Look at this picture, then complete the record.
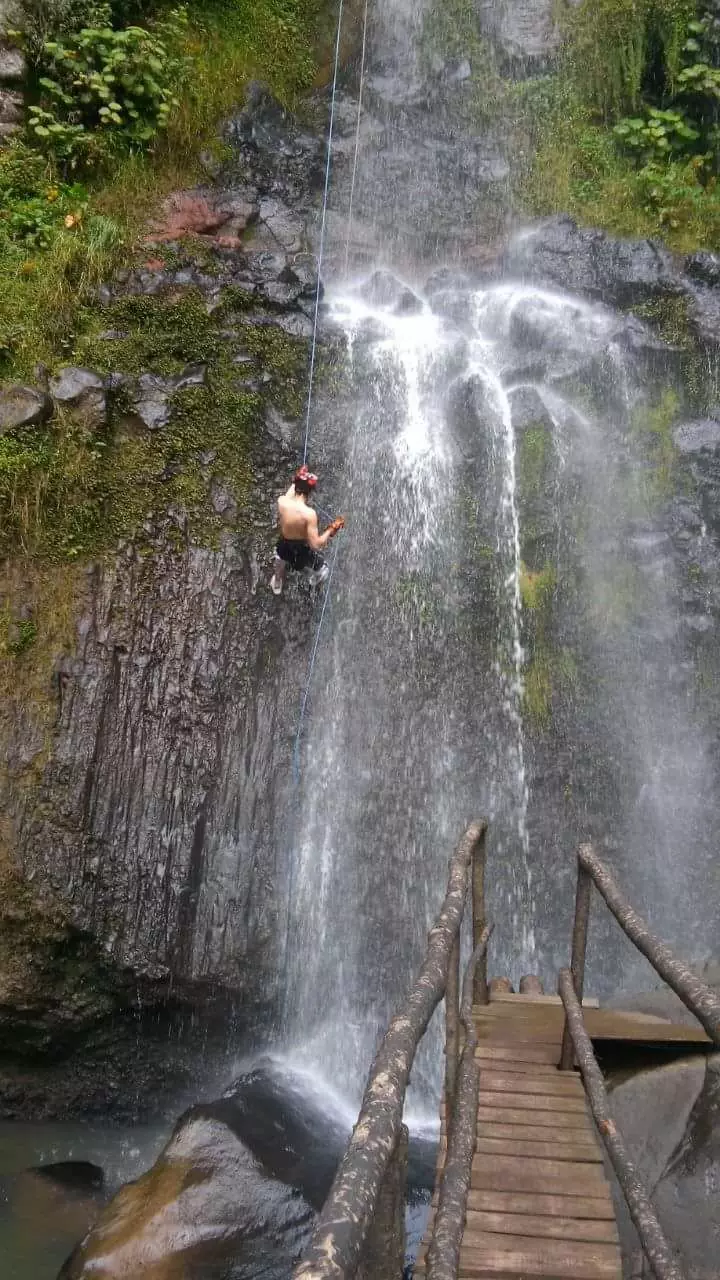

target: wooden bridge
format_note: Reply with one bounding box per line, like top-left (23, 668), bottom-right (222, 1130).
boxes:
top-left (294, 823), bottom-right (719, 1280)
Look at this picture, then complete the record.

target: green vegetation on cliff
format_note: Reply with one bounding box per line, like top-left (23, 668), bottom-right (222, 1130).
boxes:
top-left (521, 0), bottom-right (720, 248)
top-left (0, 1), bottom-right (331, 375)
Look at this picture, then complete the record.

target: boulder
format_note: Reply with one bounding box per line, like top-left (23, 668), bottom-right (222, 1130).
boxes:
top-left (608, 1055), bottom-right (718, 1277)
top-left (0, 45), bottom-right (25, 84)
top-left (58, 1106), bottom-right (315, 1280)
top-left (505, 216), bottom-right (681, 306)
top-left (0, 384), bottom-right (53, 431)
top-left (0, 85), bottom-right (22, 126)
top-left (131, 373), bottom-right (172, 431)
top-left (652, 1057), bottom-right (720, 1280)
top-left (49, 368), bottom-right (108, 433)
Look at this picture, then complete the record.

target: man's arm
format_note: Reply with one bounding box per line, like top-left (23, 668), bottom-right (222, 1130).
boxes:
top-left (306, 509), bottom-right (332, 551)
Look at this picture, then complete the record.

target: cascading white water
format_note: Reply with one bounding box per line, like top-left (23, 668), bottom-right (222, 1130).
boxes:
top-left (278, 0), bottom-right (719, 1110)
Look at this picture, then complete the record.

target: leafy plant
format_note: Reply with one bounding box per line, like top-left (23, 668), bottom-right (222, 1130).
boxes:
top-left (28, 9), bottom-right (190, 171)
top-left (614, 107), bottom-right (700, 160)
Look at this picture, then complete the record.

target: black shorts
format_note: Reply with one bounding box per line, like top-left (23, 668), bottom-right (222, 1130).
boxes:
top-left (276, 538), bottom-right (325, 574)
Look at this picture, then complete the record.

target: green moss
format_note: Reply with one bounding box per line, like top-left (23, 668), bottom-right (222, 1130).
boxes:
top-left (0, 283), bottom-right (313, 560)
top-left (587, 562), bottom-right (649, 627)
top-left (518, 425), bottom-right (552, 504)
top-left (421, 0), bottom-right (506, 123)
top-left (78, 289), bottom-right (226, 376)
top-left (524, 651), bottom-right (553, 730)
top-left (520, 561), bottom-right (557, 611)
top-left (0, 845), bottom-right (124, 1056)
top-left (631, 386), bottom-right (681, 500)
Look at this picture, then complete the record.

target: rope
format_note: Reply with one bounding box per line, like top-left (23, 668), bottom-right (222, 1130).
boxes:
top-left (292, 544), bottom-right (339, 785)
top-left (303, 0), bottom-right (345, 465)
top-left (343, 0), bottom-right (370, 278)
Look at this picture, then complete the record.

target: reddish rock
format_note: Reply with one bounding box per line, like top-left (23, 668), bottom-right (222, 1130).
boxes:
top-left (146, 189), bottom-right (256, 246)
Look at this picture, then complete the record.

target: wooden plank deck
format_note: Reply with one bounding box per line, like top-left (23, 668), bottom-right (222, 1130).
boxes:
top-left (416, 994), bottom-right (624, 1280)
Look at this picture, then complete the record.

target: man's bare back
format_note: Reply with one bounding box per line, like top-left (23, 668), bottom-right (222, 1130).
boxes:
top-left (277, 485), bottom-right (325, 549)
top-left (270, 467), bottom-right (345, 596)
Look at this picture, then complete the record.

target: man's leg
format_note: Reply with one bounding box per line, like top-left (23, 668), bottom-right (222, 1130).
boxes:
top-left (303, 550), bottom-right (329, 588)
top-left (270, 554), bottom-right (287, 595)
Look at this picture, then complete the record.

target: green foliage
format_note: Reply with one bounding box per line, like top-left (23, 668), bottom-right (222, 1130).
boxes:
top-left (6, 619), bottom-right (38, 656)
top-left (613, 107), bottom-right (700, 160)
top-left (19, 1), bottom-right (114, 62)
top-left (565, 0), bottom-right (697, 121)
top-left (520, 1), bottom-right (720, 247)
top-left (28, 9), bottom-right (190, 172)
top-left (0, 286), bottom-right (312, 560)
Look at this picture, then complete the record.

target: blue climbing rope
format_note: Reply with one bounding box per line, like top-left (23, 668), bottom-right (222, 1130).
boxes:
top-left (302, 0), bottom-right (345, 466)
top-left (291, 543), bottom-right (338, 785)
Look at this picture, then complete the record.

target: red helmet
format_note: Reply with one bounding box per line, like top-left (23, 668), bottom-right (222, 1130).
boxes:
top-left (294, 465), bottom-right (318, 489)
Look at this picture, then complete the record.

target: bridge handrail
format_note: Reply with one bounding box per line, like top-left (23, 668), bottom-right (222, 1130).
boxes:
top-left (294, 819), bottom-right (488, 1280)
top-left (559, 970), bottom-right (685, 1280)
top-left (560, 842), bottom-right (720, 1071)
top-left (427, 927), bottom-right (492, 1280)
top-left (559, 840), bottom-right (720, 1280)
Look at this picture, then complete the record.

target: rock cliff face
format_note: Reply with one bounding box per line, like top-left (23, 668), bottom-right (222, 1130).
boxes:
top-left (0, 88), bottom-right (332, 1066)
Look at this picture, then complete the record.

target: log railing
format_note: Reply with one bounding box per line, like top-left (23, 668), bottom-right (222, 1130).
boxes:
top-left (559, 841), bottom-right (720, 1280)
top-left (294, 820), bottom-right (489, 1280)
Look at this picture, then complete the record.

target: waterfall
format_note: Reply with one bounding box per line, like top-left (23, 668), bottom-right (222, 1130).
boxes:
top-left (278, 0), bottom-right (719, 1105)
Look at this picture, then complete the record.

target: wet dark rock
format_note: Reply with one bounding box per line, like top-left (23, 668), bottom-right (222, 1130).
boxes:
top-left (688, 283), bottom-right (720, 348)
top-left (476, 0), bottom-right (564, 75)
top-left (0, 85), bottom-right (22, 127)
top-left (673, 418), bottom-right (720, 455)
top-left (269, 311), bottom-right (314, 338)
top-left (264, 405), bottom-right (297, 449)
top-left (609, 1055), bottom-right (720, 1280)
top-left (685, 252), bottom-right (720, 288)
top-left (0, 46), bottom-right (25, 83)
top-left (506, 216), bottom-right (720, 349)
top-left (210, 478), bottom-right (238, 522)
top-left (58, 1107), bottom-right (315, 1280)
top-left (223, 82), bottom-right (325, 210)
top-left (359, 269), bottom-right (413, 310)
top-left (505, 216), bottom-right (680, 306)
top-left (508, 384), bottom-right (555, 432)
top-left (58, 1059), bottom-right (435, 1280)
top-left (395, 287), bottom-right (424, 316)
top-left (170, 362), bottom-right (208, 391)
top-left (49, 368), bottom-right (108, 433)
top-left (32, 1161), bottom-right (104, 1195)
top-left (0, 384), bottom-right (53, 431)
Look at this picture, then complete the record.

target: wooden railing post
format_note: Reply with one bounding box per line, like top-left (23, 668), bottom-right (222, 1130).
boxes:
top-left (472, 823), bottom-right (488, 1005)
top-left (357, 1125), bottom-right (408, 1280)
top-left (560, 853), bottom-right (592, 1070)
top-left (445, 933), bottom-right (461, 1108)
top-left (559, 970), bottom-right (686, 1280)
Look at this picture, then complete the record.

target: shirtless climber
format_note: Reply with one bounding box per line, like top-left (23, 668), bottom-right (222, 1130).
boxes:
top-left (270, 465), bottom-right (345, 595)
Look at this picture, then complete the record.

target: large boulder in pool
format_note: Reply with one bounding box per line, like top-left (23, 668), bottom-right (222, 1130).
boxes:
top-left (58, 1099), bottom-right (316, 1280)
top-left (58, 1057), bottom-right (437, 1279)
